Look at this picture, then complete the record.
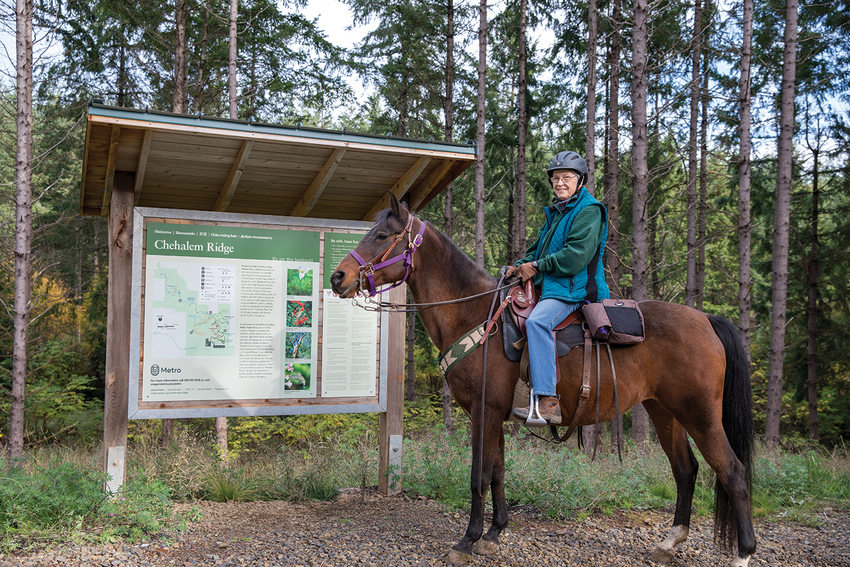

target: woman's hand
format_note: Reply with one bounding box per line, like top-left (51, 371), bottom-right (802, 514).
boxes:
top-left (517, 262), bottom-right (537, 282)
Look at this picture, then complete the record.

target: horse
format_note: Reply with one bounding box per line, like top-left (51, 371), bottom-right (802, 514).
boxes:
top-left (330, 194), bottom-right (755, 567)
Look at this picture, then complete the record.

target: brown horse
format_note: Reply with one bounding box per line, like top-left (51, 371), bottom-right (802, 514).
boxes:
top-left (330, 195), bottom-right (755, 567)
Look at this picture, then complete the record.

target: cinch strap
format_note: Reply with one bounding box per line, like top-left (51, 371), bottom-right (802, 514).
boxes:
top-left (439, 324), bottom-right (487, 375)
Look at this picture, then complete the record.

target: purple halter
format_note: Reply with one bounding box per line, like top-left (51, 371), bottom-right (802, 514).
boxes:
top-left (348, 217), bottom-right (427, 297)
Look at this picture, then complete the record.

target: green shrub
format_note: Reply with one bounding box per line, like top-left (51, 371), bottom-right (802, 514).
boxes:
top-left (0, 461), bottom-right (187, 552)
top-left (0, 461), bottom-right (104, 533)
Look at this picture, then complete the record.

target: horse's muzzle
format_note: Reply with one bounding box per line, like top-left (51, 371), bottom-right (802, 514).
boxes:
top-left (330, 269), bottom-right (358, 297)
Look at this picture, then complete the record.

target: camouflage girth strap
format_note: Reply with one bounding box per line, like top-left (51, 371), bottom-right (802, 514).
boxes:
top-left (438, 324), bottom-right (487, 375)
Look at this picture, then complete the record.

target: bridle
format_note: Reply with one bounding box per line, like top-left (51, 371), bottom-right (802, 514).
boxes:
top-left (348, 214), bottom-right (427, 297)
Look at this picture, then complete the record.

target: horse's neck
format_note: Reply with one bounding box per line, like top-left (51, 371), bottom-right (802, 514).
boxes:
top-left (407, 225), bottom-right (496, 352)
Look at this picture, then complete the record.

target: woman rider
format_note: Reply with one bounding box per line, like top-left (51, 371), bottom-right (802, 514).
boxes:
top-left (507, 150), bottom-right (609, 425)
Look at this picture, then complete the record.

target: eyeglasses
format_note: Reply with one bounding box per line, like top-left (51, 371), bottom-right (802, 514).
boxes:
top-left (551, 174), bottom-right (578, 185)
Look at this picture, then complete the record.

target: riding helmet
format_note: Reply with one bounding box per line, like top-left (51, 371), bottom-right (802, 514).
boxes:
top-left (547, 150), bottom-right (588, 178)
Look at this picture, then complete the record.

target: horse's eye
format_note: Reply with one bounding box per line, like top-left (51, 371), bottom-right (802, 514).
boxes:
top-left (375, 233), bottom-right (388, 241)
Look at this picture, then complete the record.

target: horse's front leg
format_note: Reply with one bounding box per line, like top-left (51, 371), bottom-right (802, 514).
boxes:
top-left (472, 424), bottom-right (508, 556)
top-left (447, 406), bottom-right (505, 564)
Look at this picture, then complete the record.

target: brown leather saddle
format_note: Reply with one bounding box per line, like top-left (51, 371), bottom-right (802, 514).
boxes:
top-left (508, 279), bottom-right (580, 336)
top-left (500, 279), bottom-right (585, 363)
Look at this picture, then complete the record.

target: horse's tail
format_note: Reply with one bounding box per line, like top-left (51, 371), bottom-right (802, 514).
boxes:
top-left (707, 314), bottom-right (754, 548)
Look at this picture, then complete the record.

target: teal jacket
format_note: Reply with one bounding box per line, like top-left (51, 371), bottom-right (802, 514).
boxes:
top-left (517, 187), bottom-right (610, 302)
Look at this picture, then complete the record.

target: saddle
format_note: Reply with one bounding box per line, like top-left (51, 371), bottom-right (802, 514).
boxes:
top-left (500, 279), bottom-right (585, 363)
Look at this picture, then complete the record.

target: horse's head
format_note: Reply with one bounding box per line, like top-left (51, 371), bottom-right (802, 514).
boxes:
top-left (330, 193), bottom-right (422, 298)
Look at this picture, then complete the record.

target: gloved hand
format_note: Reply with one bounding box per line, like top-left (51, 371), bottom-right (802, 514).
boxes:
top-left (517, 262), bottom-right (537, 282)
top-left (504, 265), bottom-right (518, 278)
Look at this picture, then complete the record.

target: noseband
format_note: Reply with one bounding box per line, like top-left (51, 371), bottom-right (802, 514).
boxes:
top-left (348, 216), bottom-right (427, 297)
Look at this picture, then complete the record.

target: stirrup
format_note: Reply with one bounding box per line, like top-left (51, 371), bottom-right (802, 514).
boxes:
top-left (525, 388), bottom-right (548, 426)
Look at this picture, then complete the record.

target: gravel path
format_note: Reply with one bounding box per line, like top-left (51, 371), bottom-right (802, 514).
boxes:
top-left (2, 490), bottom-right (847, 566)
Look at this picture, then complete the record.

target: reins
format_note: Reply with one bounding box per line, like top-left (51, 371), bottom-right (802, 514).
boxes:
top-left (353, 283), bottom-right (516, 313)
top-left (475, 270), bottom-right (508, 498)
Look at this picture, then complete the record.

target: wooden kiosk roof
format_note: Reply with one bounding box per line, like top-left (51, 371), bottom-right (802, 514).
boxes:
top-left (81, 102), bottom-right (475, 220)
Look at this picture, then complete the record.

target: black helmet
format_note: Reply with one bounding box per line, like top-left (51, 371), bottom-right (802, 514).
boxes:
top-left (547, 150), bottom-right (588, 178)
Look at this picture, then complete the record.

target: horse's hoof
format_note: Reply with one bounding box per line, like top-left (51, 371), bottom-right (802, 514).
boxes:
top-left (731, 556), bottom-right (751, 567)
top-left (446, 549), bottom-right (473, 565)
top-left (472, 538), bottom-right (499, 556)
top-left (651, 546), bottom-right (674, 563)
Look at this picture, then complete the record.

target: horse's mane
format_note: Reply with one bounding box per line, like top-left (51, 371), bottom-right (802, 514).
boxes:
top-left (421, 217), bottom-right (497, 295)
top-left (373, 207), bottom-right (497, 297)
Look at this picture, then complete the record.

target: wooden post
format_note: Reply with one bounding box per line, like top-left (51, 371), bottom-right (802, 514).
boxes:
top-left (102, 171), bottom-right (135, 492)
top-left (379, 284), bottom-right (406, 495)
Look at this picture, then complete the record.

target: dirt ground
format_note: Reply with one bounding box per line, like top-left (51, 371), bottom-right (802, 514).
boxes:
top-left (2, 490), bottom-right (848, 566)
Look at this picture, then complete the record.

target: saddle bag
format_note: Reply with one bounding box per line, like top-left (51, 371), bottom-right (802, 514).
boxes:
top-left (582, 298), bottom-right (645, 345)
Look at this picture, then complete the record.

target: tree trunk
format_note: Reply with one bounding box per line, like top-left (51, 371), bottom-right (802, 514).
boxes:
top-left (765, 0), bottom-right (798, 447)
top-left (118, 32), bottom-right (127, 106)
top-left (585, 0), bottom-right (598, 194)
top-left (737, 0), bottom-right (754, 367)
top-left (163, 0), bottom-right (191, 446)
top-left (604, 0), bottom-right (622, 295)
top-left (697, 19), bottom-right (710, 311)
top-left (213, 0), bottom-right (239, 463)
top-left (629, 0), bottom-right (650, 443)
top-left (806, 146), bottom-right (819, 440)
top-left (193, 0), bottom-right (211, 113)
top-left (650, 90), bottom-right (660, 299)
top-left (516, 0), bottom-right (528, 253)
top-left (173, 0), bottom-right (189, 113)
top-left (442, 0), bottom-right (456, 433)
top-left (8, 0), bottom-right (34, 465)
top-left (474, 0), bottom-right (487, 267)
top-left (508, 147), bottom-right (517, 259)
top-left (685, 0), bottom-right (702, 308)
top-left (406, 295), bottom-right (416, 401)
top-left (228, 0), bottom-right (238, 118)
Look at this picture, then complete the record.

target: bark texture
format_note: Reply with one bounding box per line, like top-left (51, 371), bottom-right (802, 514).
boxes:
top-left (603, 0), bottom-right (622, 295)
top-left (442, 0), bottom-right (456, 432)
top-left (516, 0), bottom-right (528, 253)
top-left (585, 0), bottom-right (598, 194)
top-left (685, 0), bottom-right (703, 308)
top-left (737, 0), bottom-right (754, 367)
top-left (766, 0), bottom-right (798, 446)
top-left (8, 0), bottom-right (34, 464)
top-left (474, 0), bottom-right (487, 267)
top-left (629, 0), bottom-right (650, 443)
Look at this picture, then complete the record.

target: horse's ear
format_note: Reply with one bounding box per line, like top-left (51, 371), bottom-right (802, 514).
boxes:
top-left (388, 191), bottom-right (400, 216)
top-left (388, 191), bottom-right (408, 222)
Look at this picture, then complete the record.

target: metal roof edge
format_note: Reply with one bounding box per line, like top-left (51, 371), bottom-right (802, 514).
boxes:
top-left (87, 102), bottom-right (476, 156)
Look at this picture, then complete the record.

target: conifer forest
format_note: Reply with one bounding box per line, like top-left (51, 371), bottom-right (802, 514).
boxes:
top-left (1, 0), bottom-right (849, 459)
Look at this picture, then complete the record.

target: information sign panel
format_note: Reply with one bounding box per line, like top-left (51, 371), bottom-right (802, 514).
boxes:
top-left (128, 208), bottom-right (385, 419)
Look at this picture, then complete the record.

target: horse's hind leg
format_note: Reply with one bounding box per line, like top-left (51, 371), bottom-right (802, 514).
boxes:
top-left (645, 400), bottom-right (698, 563)
top-left (472, 427), bottom-right (509, 556)
top-left (687, 424), bottom-right (756, 567)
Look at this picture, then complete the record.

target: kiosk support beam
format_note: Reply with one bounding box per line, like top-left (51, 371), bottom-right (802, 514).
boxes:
top-left (379, 284), bottom-right (406, 495)
top-left (103, 171), bottom-right (134, 493)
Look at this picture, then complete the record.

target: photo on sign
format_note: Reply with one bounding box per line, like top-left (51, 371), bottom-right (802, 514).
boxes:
top-left (286, 300), bottom-right (312, 327)
top-left (283, 362), bottom-right (311, 391)
top-left (285, 331), bottom-right (311, 359)
top-left (286, 267), bottom-right (314, 296)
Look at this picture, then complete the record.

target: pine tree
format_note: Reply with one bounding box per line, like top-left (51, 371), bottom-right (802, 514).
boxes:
top-left (766, 0), bottom-right (798, 447)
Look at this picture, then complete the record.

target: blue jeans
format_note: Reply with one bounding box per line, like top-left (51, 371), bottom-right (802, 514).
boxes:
top-left (526, 298), bottom-right (581, 397)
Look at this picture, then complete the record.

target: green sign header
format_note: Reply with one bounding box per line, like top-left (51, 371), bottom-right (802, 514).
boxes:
top-left (146, 222), bottom-right (320, 262)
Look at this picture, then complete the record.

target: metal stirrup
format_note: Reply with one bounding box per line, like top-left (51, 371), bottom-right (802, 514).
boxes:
top-left (525, 388), bottom-right (548, 427)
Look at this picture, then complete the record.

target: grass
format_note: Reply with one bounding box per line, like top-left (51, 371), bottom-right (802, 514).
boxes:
top-left (2, 419), bottom-right (848, 553)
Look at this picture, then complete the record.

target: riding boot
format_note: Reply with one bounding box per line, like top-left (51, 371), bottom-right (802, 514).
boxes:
top-left (512, 395), bottom-right (562, 425)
